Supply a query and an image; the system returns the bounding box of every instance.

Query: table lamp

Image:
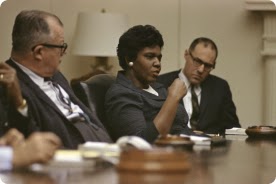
[71,9,128,72]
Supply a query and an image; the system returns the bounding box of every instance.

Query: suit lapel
[6,59,66,118]
[199,78,212,119]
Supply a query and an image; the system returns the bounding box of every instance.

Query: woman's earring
[129,62,134,67]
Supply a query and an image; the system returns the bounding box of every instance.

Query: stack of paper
[180,134,211,146]
[190,135,212,146]
[51,150,97,167]
[78,142,120,160]
[225,127,247,135]
[30,150,98,171]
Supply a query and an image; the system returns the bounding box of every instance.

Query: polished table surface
[1,136,276,184]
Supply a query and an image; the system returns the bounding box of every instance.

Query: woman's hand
[167,78,187,102]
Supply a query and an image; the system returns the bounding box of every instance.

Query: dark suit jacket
[0,85,31,137]
[105,71,193,143]
[0,85,8,136]
[6,59,112,148]
[157,70,241,134]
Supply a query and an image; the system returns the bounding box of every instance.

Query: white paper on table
[225,127,247,135]
[180,134,211,146]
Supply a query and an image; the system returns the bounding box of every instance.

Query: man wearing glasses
[157,37,241,135]
[0,62,61,170]
[5,10,112,149]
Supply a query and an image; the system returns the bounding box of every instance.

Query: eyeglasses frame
[32,43,68,55]
[189,51,216,72]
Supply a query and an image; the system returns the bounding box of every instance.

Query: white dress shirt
[178,71,201,128]
[12,60,84,121]
[143,85,159,96]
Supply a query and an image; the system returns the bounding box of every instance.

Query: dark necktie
[45,78,73,114]
[190,85,200,130]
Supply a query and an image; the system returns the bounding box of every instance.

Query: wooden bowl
[245,126,276,139]
[154,134,194,150]
[117,148,190,173]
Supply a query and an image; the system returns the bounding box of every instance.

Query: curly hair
[117,25,164,70]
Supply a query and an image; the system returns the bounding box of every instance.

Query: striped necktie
[190,85,200,130]
[45,78,73,114]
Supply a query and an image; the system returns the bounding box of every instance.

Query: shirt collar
[178,69,201,94]
[10,58,45,87]
[178,70,190,88]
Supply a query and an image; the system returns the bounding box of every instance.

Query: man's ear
[184,49,189,56]
[184,49,189,60]
[32,45,43,61]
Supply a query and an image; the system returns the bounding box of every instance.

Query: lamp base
[70,56,112,87]
[91,56,113,72]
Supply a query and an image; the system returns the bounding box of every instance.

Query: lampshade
[71,11,128,57]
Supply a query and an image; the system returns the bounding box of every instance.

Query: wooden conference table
[1,136,276,184]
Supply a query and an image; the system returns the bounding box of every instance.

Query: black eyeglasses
[32,43,68,55]
[189,52,215,72]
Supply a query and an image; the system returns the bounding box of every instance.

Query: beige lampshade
[71,11,128,57]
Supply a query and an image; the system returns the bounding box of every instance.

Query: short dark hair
[117,25,164,70]
[12,10,63,53]
[189,37,218,61]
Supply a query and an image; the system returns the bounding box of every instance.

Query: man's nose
[197,64,205,73]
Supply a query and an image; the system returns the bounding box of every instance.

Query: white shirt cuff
[0,146,13,171]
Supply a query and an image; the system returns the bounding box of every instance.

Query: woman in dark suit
[105,25,193,142]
